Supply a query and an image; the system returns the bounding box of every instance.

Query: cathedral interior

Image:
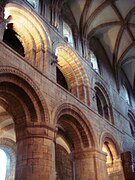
[0,0,135,180]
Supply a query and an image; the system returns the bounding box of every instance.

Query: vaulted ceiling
[63,0,135,90]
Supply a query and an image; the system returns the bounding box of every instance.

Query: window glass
[0,149,7,180]
[123,85,130,104]
[63,22,74,47]
[89,51,99,73]
[26,0,39,10]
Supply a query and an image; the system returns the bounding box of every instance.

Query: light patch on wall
[0,149,7,180]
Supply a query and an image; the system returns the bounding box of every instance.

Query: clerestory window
[123,85,130,104]
[63,21,74,47]
[26,0,39,10]
[89,50,99,73]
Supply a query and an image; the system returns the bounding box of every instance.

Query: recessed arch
[100,132,124,179]
[55,44,90,105]
[0,66,50,126]
[128,110,135,137]
[4,2,52,71]
[100,132,121,153]
[53,102,97,150]
[95,82,114,123]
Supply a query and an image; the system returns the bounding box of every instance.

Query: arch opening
[0,71,47,124]
[102,137,124,179]
[95,86,109,120]
[55,45,89,104]
[4,2,51,72]
[94,83,114,123]
[55,135,73,180]
[3,23,25,57]
[128,112,135,137]
[54,104,97,180]
[0,105,16,180]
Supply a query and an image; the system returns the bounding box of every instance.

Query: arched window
[63,21,74,47]
[96,94,103,116]
[0,149,7,180]
[123,85,130,104]
[102,139,124,179]
[89,51,99,73]
[128,113,135,137]
[26,0,39,10]
[95,87,109,120]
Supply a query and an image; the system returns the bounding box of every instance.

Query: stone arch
[4,1,52,72]
[0,138,16,180]
[55,44,90,105]
[0,66,49,127]
[100,132,124,179]
[53,102,97,150]
[100,132,121,157]
[95,82,114,123]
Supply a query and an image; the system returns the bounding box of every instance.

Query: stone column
[15,126,56,180]
[121,151,134,180]
[73,149,109,180]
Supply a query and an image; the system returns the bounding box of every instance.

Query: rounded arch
[100,132,124,178]
[100,132,121,158]
[95,82,114,123]
[55,44,90,105]
[53,102,98,150]
[0,66,49,127]
[4,1,52,71]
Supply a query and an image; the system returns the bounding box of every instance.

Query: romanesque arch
[55,44,90,105]
[53,102,98,179]
[128,110,135,137]
[4,2,52,72]
[0,66,49,125]
[0,67,56,180]
[94,82,114,123]
[54,102,97,149]
[100,132,124,180]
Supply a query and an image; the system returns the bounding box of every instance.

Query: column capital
[73,148,107,161]
[16,124,56,141]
